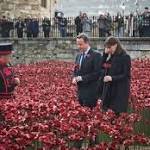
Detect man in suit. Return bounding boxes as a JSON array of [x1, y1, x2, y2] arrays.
[[72, 33, 102, 108]]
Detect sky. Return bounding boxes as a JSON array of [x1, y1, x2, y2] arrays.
[[56, 0, 150, 16]]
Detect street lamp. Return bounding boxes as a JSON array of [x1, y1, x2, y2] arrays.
[[120, 2, 126, 37], [50, 0, 52, 18], [13, 1, 16, 18], [120, 3, 126, 16], [135, 0, 139, 14]]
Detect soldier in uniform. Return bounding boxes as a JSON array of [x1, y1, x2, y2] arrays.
[[0, 43, 20, 99]]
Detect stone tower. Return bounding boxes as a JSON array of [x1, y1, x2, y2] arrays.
[[0, 0, 57, 18]]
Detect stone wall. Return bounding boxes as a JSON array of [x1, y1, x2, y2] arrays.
[[0, 37, 149, 65], [0, 0, 57, 18]]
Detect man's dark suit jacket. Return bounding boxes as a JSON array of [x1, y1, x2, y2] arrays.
[[74, 48, 102, 108]]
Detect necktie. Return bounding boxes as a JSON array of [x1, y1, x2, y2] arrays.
[[79, 53, 85, 69]]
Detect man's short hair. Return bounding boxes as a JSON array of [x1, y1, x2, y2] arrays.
[[77, 33, 90, 43]]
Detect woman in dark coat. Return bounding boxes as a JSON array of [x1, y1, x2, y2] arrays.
[[99, 36, 131, 115]]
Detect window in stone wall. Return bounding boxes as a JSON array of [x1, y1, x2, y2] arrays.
[[41, 0, 47, 8]]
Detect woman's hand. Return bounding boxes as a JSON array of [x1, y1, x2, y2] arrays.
[[104, 76, 112, 82], [104, 48, 110, 54]]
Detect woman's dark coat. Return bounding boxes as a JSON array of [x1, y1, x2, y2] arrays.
[[99, 51, 131, 113]]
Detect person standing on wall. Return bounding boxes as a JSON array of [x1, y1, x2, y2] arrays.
[[42, 17, 51, 38], [82, 13, 92, 37], [75, 12, 83, 35], [58, 14, 67, 37], [0, 16, 13, 38], [140, 7, 150, 37], [15, 17, 25, 38]]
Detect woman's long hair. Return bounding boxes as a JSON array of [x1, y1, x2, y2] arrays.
[[104, 36, 126, 54]]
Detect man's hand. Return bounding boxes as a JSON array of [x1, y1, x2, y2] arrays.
[[76, 76, 82, 82], [72, 76, 82, 84], [104, 76, 112, 82], [14, 77, 20, 86]]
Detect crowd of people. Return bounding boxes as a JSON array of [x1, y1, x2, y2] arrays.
[[0, 7, 150, 38], [75, 7, 150, 37], [0, 16, 51, 38]]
